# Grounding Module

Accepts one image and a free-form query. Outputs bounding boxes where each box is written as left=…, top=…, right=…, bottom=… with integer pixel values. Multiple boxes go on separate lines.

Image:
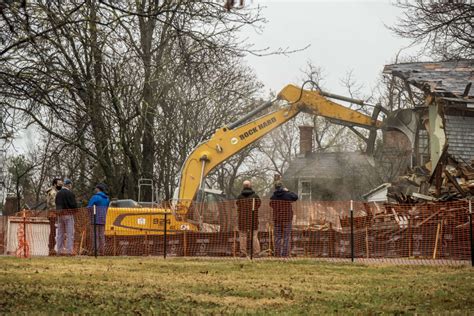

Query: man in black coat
left=270, top=182, right=298, bottom=257
left=235, top=180, right=261, bottom=257
left=55, top=178, right=78, bottom=255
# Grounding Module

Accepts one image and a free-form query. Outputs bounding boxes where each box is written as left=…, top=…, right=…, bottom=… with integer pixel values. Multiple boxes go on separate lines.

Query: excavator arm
left=177, top=84, right=382, bottom=203
left=278, top=84, right=382, bottom=129
left=177, top=104, right=300, bottom=203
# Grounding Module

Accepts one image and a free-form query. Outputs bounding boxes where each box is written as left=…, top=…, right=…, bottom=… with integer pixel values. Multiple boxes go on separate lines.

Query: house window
left=418, top=129, right=430, bottom=165
left=299, top=180, right=311, bottom=201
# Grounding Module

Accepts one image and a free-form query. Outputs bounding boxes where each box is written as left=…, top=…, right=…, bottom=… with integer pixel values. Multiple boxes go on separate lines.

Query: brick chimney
left=299, top=126, right=313, bottom=156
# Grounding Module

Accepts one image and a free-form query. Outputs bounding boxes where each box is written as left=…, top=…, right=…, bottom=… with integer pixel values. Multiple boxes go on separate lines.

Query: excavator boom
left=278, top=84, right=382, bottom=129
left=177, top=84, right=382, bottom=203
left=177, top=105, right=300, bottom=203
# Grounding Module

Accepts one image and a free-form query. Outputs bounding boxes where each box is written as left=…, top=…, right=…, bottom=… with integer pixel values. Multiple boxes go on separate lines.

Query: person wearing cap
left=235, top=180, right=261, bottom=257
left=55, top=178, right=78, bottom=255
left=269, top=181, right=298, bottom=257
left=87, top=183, right=110, bottom=256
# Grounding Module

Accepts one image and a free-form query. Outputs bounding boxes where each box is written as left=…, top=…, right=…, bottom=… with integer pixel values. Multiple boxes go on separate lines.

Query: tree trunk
left=87, top=0, right=116, bottom=194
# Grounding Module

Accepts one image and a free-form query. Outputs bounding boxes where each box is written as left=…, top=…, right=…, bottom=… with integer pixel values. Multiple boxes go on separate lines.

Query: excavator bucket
left=383, top=109, right=418, bottom=147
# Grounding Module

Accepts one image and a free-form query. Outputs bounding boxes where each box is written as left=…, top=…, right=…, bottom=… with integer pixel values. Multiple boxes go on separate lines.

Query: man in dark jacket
left=87, top=183, right=110, bottom=255
left=270, top=182, right=298, bottom=257
left=55, top=178, right=78, bottom=255
left=235, top=180, right=261, bottom=257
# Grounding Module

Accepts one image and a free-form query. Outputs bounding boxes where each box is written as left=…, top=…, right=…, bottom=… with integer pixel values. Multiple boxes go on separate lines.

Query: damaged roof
left=383, top=59, right=474, bottom=99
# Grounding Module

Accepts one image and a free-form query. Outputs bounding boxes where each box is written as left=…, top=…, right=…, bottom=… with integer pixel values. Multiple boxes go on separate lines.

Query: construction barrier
left=1, top=199, right=473, bottom=265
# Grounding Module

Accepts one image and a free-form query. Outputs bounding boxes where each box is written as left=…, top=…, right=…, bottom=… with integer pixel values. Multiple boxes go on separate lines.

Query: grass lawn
left=0, top=257, right=473, bottom=314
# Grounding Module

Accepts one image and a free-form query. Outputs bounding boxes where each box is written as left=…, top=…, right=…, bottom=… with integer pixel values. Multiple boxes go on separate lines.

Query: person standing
left=87, top=183, right=110, bottom=256
left=55, top=178, right=77, bottom=255
left=269, top=182, right=298, bottom=257
left=45, top=178, right=62, bottom=256
left=235, top=180, right=261, bottom=257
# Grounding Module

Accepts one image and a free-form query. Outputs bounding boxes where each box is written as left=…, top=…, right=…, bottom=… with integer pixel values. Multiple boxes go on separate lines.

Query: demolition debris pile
left=387, top=156, right=474, bottom=204
left=382, top=60, right=474, bottom=205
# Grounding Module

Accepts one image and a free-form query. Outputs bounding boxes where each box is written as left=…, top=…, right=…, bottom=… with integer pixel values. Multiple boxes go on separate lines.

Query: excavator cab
left=186, top=188, right=225, bottom=232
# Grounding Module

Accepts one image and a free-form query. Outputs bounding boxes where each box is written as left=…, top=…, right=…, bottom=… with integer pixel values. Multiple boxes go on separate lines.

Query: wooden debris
left=412, top=192, right=437, bottom=201
left=384, top=154, right=473, bottom=204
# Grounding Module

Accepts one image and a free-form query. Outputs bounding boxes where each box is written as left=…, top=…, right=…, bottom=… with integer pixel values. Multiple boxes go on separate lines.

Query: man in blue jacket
left=270, top=182, right=298, bottom=257
left=88, top=183, right=110, bottom=255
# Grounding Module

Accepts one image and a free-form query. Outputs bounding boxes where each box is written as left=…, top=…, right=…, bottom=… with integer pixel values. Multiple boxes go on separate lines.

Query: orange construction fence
left=1, top=199, right=473, bottom=265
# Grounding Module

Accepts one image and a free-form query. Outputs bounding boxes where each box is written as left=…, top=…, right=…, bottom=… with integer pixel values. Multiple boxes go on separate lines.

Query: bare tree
left=300, top=62, right=369, bottom=153
left=7, top=154, right=38, bottom=210
left=256, top=115, right=301, bottom=177
left=1, top=0, right=268, bottom=202
left=389, top=1, right=473, bottom=59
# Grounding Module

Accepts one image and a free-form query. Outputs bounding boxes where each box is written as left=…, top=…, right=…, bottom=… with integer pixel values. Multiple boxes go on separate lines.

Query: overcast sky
left=239, top=0, right=416, bottom=97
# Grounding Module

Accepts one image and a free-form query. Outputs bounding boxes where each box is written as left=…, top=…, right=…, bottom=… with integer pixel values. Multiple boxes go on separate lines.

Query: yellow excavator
left=105, top=83, right=414, bottom=236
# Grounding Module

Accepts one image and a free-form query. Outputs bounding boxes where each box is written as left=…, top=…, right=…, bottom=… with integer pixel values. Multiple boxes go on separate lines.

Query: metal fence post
left=145, top=231, right=149, bottom=256
left=350, top=200, right=354, bottom=262
left=93, top=205, right=97, bottom=258
left=250, top=198, right=255, bottom=260
left=469, top=199, right=473, bottom=267
left=163, top=212, right=168, bottom=259
left=113, top=231, right=117, bottom=256
left=183, top=230, right=187, bottom=257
